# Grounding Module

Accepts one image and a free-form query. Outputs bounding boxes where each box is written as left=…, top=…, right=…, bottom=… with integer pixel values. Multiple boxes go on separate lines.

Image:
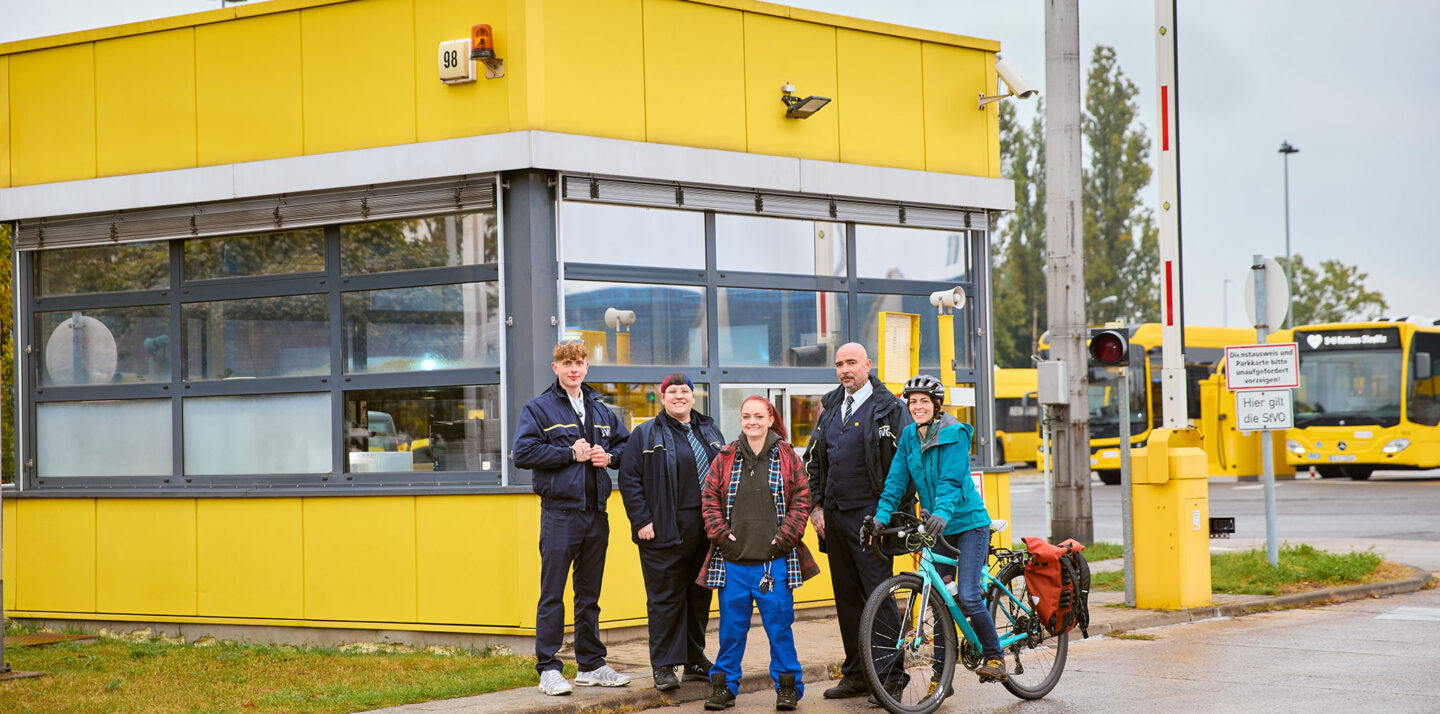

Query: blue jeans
left=713, top=557, right=804, bottom=698
left=950, top=526, right=1003, bottom=660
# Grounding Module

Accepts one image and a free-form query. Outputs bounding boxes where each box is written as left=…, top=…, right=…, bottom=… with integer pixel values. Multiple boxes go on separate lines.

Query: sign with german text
left=1225, top=343, right=1299, bottom=391
left=1234, top=389, right=1294, bottom=431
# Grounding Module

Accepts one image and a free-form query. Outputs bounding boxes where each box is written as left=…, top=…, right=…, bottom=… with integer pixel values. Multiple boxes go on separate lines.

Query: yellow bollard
left=1130, top=427, right=1212, bottom=609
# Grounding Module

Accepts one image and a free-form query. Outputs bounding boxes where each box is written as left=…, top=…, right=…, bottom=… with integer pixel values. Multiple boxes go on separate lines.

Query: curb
left=493, top=663, right=836, bottom=714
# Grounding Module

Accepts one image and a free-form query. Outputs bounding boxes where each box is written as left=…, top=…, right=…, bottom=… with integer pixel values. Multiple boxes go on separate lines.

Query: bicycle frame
left=905, top=543, right=1034, bottom=652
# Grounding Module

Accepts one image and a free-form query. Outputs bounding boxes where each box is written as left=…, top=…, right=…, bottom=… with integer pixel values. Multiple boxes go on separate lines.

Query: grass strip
left=1090, top=543, right=1386, bottom=596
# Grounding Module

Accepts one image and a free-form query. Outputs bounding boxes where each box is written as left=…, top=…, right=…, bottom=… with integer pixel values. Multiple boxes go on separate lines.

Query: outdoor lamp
left=781, top=83, right=831, bottom=119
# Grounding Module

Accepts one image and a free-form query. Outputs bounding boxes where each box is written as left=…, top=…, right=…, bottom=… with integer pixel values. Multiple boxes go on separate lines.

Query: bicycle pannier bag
left=1020, top=537, right=1091, bottom=638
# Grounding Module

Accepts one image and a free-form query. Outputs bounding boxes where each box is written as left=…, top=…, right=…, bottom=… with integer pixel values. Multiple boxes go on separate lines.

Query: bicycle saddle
left=990, top=519, right=1009, bottom=534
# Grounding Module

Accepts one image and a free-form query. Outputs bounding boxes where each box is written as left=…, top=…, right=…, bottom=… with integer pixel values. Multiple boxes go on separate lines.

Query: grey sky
left=5, top=1, right=1437, bottom=328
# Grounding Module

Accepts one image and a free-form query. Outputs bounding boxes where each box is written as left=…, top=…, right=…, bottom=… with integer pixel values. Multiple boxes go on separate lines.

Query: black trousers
left=536, top=508, right=609, bottom=674
left=827, top=504, right=903, bottom=680
left=637, top=507, right=713, bottom=668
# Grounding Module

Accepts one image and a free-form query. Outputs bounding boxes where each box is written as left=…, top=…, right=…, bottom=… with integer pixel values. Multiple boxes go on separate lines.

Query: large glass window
left=717, top=288, right=845, bottom=367
left=344, top=385, right=501, bottom=473
left=1295, top=349, right=1404, bottom=428
left=183, top=295, right=330, bottom=379
left=589, top=382, right=712, bottom=432
left=563, top=281, right=706, bottom=366
left=184, top=393, right=331, bottom=475
left=184, top=229, right=324, bottom=280
left=1409, top=332, right=1440, bottom=427
left=854, top=225, right=969, bottom=282
left=37, top=241, right=169, bottom=296
left=342, top=282, right=500, bottom=373
left=854, top=293, right=946, bottom=370
left=341, top=212, right=497, bottom=274
left=561, top=203, right=703, bottom=269
left=715, top=215, right=844, bottom=276
left=37, top=400, right=172, bottom=477
left=36, top=306, right=170, bottom=385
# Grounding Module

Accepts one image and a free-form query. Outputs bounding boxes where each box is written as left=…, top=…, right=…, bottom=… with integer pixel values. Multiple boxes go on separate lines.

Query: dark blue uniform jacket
left=513, top=380, right=630, bottom=510
left=618, top=411, right=725, bottom=547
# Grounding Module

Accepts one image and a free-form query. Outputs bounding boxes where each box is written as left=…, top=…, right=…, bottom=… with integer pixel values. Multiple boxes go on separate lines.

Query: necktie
left=842, top=394, right=855, bottom=425
left=681, top=422, right=711, bottom=483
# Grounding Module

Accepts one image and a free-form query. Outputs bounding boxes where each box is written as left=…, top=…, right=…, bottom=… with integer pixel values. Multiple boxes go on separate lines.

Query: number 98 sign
left=437, top=39, right=475, bottom=84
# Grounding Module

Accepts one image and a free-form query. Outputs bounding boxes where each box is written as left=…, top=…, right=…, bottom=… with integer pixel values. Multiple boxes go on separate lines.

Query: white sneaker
left=575, top=664, right=631, bottom=687
left=538, top=669, right=573, bottom=696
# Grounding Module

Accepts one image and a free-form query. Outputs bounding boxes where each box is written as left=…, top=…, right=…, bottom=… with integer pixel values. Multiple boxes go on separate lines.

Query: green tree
left=1275, top=254, right=1388, bottom=325
left=993, top=100, right=1048, bottom=367
left=1082, top=45, right=1159, bottom=323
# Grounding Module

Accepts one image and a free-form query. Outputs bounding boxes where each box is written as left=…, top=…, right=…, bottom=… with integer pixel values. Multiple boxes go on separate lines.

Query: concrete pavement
left=364, top=558, right=1434, bottom=714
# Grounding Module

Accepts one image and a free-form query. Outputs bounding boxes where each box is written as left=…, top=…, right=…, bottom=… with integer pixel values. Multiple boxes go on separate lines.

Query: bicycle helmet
left=901, top=374, right=945, bottom=402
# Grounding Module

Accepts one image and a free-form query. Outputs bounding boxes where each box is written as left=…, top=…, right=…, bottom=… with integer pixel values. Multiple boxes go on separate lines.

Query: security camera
left=929, top=286, right=967, bottom=313
left=604, top=307, right=637, bottom=330
left=995, top=58, right=1037, bottom=99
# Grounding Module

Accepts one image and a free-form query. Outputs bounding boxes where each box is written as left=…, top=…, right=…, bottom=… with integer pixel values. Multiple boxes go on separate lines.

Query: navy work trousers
left=535, top=507, right=609, bottom=674
left=637, top=507, right=713, bottom=668
left=826, top=504, right=904, bottom=681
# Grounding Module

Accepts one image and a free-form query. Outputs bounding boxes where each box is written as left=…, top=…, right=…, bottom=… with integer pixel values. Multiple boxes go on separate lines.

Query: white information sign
left=1224, top=342, right=1299, bottom=391
left=1234, top=389, right=1294, bottom=431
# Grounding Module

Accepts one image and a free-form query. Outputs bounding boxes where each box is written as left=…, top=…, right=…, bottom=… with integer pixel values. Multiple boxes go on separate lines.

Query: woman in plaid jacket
left=696, top=396, right=819, bottom=711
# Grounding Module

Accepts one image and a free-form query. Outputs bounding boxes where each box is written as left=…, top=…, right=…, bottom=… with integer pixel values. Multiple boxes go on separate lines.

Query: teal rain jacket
left=874, top=412, right=988, bottom=536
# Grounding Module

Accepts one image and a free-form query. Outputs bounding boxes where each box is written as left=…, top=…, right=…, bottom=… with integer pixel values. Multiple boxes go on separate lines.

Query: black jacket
left=513, top=380, right=630, bottom=510
left=805, top=373, right=912, bottom=514
left=618, top=410, right=725, bottom=547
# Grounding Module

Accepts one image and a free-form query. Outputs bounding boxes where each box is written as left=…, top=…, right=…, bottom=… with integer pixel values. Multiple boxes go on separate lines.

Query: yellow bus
left=1285, top=320, right=1440, bottom=479
left=994, top=368, right=1040, bottom=466
left=1042, top=324, right=1281, bottom=484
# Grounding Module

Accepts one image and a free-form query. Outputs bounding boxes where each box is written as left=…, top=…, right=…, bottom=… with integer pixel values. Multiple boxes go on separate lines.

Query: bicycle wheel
left=859, top=573, right=956, bottom=714
left=987, top=562, right=1068, bottom=700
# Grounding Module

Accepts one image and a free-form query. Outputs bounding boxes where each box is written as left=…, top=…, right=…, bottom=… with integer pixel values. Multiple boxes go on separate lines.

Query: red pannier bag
left=1020, top=537, right=1091, bottom=638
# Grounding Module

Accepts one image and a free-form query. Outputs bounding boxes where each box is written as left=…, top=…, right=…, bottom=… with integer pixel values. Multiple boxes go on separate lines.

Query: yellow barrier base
left=1131, top=427, right=1212, bottom=609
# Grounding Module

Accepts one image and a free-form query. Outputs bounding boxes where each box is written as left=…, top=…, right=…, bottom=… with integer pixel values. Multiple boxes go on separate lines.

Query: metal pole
left=1279, top=141, right=1299, bottom=329
left=1222, top=278, right=1232, bottom=327
left=1252, top=254, right=1280, bottom=566
left=1118, top=363, right=1135, bottom=606
left=1044, top=0, right=1092, bottom=545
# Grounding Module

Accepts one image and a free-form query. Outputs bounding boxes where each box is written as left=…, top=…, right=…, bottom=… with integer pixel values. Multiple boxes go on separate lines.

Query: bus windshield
left=1295, top=348, right=1403, bottom=427
left=1087, top=366, right=1147, bottom=440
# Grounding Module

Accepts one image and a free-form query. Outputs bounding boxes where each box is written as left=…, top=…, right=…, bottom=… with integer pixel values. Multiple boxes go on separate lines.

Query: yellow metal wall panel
left=196, top=12, right=304, bottom=165
left=986, top=56, right=1000, bottom=177
left=921, top=43, right=989, bottom=176
left=835, top=29, right=924, bottom=171
left=8, top=44, right=96, bottom=185
left=540, top=0, right=645, bottom=140
left=417, top=495, right=527, bottom=626
left=414, top=0, right=511, bottom=142
left=596, top=494, right=648, bottom=623
left=95, top=29, right=197, bottom=176
left=642, top=0, right=746, bottom=152
left=2, top=499, right=15, bottom=611
left=742, top=13, right=838, bottom=162
left=16, top=500, right=96, bottom=612
left=303, top=496, right=417, bottom=623
left=0, top=55, right=9, bottom=188
left=96, top=499, right=197, bottom=616
left=300, top=0, right=416, bottom=155
left=196, top=499, right=303, bottom=619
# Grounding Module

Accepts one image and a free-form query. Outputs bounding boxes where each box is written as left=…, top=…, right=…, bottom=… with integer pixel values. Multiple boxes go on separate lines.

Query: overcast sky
left=5, top=1, right=1437, bottom=328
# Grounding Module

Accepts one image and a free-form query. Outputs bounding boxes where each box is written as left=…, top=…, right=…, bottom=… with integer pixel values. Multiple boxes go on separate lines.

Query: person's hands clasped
left=571, top=438, right=591, bottom=462
left=587, top=444, right=611, bottom=467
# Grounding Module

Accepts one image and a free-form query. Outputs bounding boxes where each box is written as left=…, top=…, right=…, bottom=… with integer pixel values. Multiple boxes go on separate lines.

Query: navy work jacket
left=618, top=410, right=725, bottom=547
left=513, top=380, right=630, bottom=510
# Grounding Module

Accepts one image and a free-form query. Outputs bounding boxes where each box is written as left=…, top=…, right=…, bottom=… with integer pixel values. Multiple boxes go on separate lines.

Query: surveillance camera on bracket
left=978, top=56, right=1038, bottom=109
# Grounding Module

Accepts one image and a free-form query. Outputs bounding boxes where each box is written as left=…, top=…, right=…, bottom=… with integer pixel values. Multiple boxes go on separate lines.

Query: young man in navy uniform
left=513, top=341, right=632, bottom=696
left=804, top=343, right=912, bottom=702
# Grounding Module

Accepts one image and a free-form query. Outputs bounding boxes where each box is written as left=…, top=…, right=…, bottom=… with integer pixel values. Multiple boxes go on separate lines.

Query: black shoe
left=653, top=666, right=680, bottom=692
left=683, top=660, right=714, bottom=682
left=776, top=674, right=800, bottom=711
left=705, top=673, right=736, bottom=710
left=866, top=679, right=905, bottom=707
left=823, top=675, right=870, bottom=699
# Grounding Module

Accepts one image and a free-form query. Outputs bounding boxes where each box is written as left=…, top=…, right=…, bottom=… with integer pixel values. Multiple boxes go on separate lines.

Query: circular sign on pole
left=1243, top=257, right=1291, bottom=330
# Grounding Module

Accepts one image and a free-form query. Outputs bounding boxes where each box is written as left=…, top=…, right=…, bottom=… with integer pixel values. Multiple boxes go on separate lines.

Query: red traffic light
left=1089, top=329, right=1128, bottom=366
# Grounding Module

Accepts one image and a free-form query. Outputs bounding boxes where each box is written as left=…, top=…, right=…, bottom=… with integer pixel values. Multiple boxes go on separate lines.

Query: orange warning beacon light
left=470, top=24, right=495, bottom=59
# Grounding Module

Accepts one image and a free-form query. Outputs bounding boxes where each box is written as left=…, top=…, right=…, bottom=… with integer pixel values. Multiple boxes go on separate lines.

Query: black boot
left=776, top=674, right=800, bottom=711
left=653, top=666, right=680, bottom=692
left=705, top=673, right=736, bottom=710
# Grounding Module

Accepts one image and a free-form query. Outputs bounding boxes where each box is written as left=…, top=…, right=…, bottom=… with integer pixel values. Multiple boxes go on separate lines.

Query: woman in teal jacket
left=874, top=375, right=1005, bottom=683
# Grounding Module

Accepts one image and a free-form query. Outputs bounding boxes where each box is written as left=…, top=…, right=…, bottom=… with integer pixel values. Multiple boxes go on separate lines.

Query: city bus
left=994, top=367, right=1040, bottom=466
left=1285, top=319, right=1440, bottom=479
left=1042, top=324, right=1278, bottom=484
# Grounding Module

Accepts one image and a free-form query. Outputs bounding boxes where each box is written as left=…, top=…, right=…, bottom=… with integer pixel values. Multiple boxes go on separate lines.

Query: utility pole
left=1044, top=0, right=1092, bottom=544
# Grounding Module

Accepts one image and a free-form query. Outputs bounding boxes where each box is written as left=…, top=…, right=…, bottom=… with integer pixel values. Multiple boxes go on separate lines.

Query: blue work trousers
left=713, top=557, right=804, bottom=699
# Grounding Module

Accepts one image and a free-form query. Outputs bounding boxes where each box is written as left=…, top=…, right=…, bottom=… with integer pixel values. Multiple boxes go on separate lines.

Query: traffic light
left=1088, top=328, right=1129, bottom=367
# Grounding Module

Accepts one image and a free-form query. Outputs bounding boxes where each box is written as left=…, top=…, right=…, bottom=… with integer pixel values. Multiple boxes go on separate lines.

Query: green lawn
left=0, top=635, right=567, bottom=714
left=1090, top=543, right=1388, bottom=596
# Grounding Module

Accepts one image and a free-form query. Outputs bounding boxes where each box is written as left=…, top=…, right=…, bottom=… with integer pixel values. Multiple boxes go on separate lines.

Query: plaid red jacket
left=696, top=437, right=820, bottom=588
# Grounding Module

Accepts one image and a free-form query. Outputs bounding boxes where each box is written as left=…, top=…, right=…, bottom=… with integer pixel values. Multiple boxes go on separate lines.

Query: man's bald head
left=835, top=342, right=868, bottom=362
left=834, top=342, right=872, bottom=393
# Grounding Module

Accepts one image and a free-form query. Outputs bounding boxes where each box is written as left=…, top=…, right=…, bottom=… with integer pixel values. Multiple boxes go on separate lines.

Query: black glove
left=924, top=513, right=947, bottom=536
left=859, top=515, right=877, bottom=546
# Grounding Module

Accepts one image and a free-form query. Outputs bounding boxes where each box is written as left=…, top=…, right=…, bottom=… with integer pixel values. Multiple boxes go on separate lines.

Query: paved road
left=1007, top=469, right=1440, bottom=569
left=672, top=586, right=1440, bottom=713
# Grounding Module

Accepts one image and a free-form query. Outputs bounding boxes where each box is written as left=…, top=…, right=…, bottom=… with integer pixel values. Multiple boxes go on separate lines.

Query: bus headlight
left=1382, top=438, right=1410, bottom=454
left=1286, top=439, right=1306, bottom=455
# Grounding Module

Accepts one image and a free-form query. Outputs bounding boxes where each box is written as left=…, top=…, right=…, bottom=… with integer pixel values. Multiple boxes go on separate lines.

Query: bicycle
left=857, top=512, right=1068, bottom=714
